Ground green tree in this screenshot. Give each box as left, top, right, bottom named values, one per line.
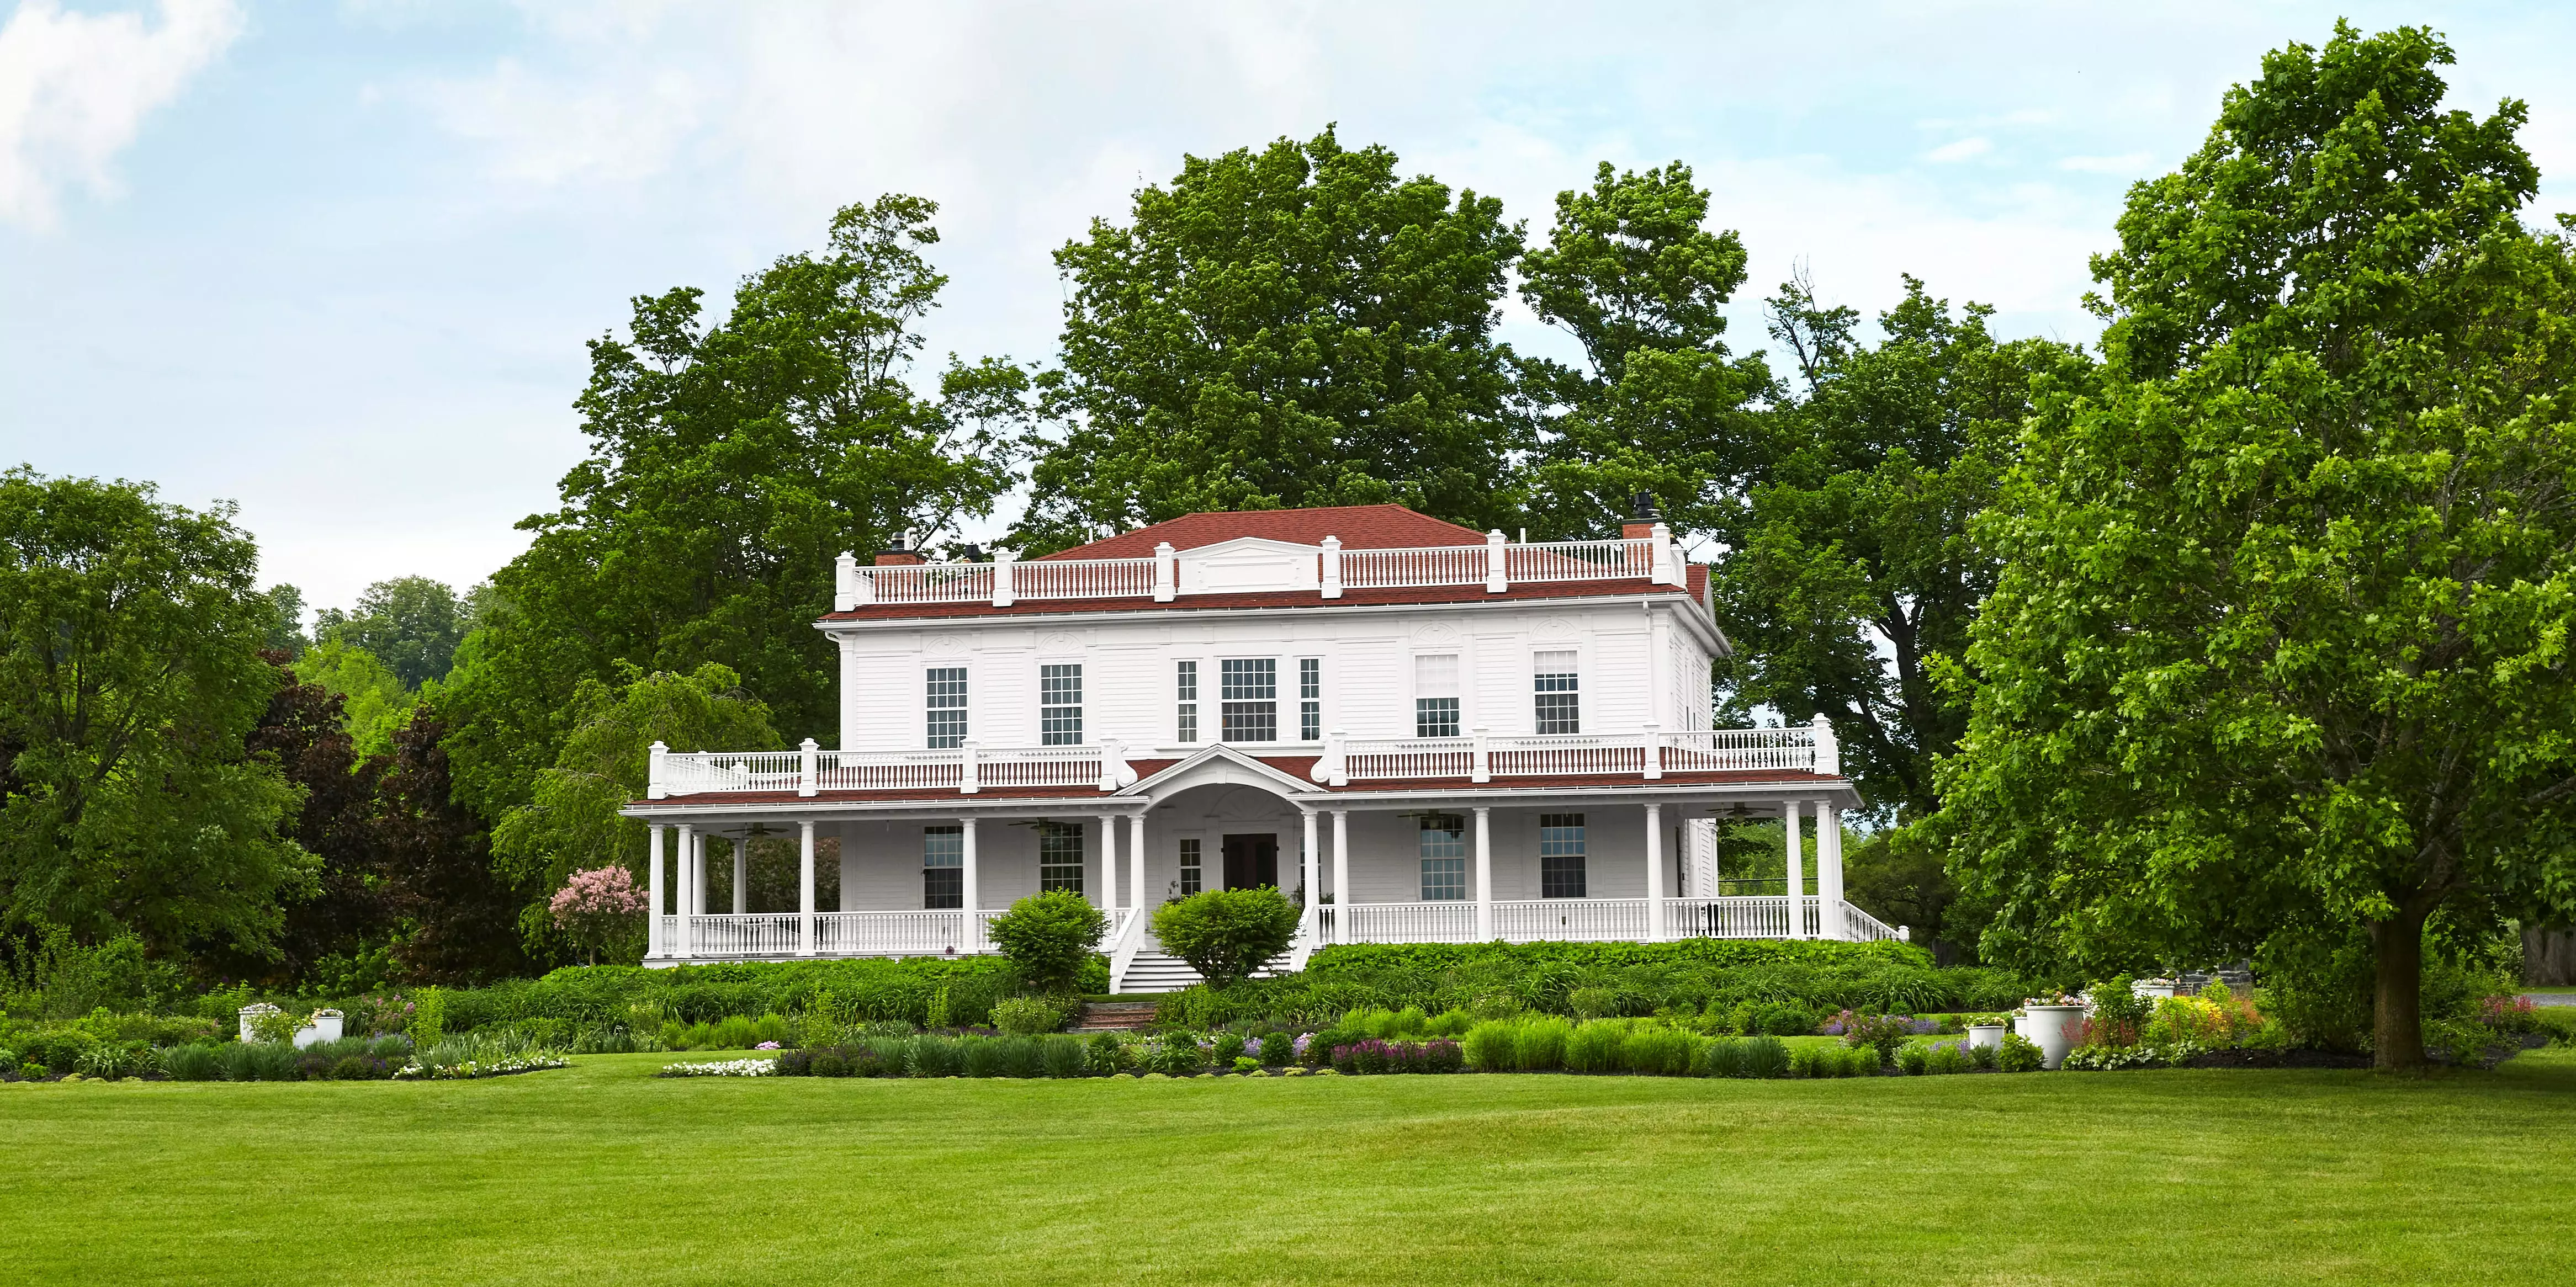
left=0, top=469, right=315, bottom=959
left=373, top=708, right=535, bottom=985
left=1719, top=276, right=2092, bottom=822
left=448, top=195, right=1022, bottom=812
left=490, top=664, right=780, bottom=945
left=1515, top=161, right=1771, bottom=539
left=985, top=890, right=1107, bottom=995
left=1149, top=887, right=1300, bottom=988
left=293, top=639, right=418, bottom=759
left=316, top=576, right=469, bottom=689
left=1015, top=127, right=1528, bottom=549
left=1937, top=25, right=2576, bottom=1068
left=257, top=584, right=309, bottom=657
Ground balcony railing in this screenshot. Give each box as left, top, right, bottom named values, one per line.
left=645, top=720, right=1841, bottom=800
left=834, top=530, right=1687, bottom=609
left=1314, top=719, right=1841, bottom=785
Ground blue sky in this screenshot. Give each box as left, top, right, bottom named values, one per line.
left=4, top=1, right=2572, bottom=615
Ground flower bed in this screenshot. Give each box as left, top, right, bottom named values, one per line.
left=658, top=1058, right=779, bottom=1078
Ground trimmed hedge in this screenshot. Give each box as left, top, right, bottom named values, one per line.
left=1159, top=938, right=2026, bottom=1028
left=433, top=954, right=1078, bottom=1033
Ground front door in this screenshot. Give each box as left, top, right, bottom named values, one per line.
left=1221, top=834, right=1279, bottom=891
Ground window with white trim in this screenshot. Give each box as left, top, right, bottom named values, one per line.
left=1419, top=813, right=1466, bottom=901
left=1040, top=663, right=1083, bottom=745
left=1178, top=837, right=1203, bottom=896
left=1415, top=653, right=1461, bottom=738
left=923, top=825, right=963, bottom=909
left=1298, top=657, right=1321, bottom=741
left=1176, top=660, right=1199, bottom=743
left=1037, top=821, right=1085, bottom=894
left=1539, top=813, right=1587, bottom=898
left=926, top=667, right=968, bottom=748
left=1534, top=651, right=1580, bottom=735
left=1221, top=658, right=1277, bottom=742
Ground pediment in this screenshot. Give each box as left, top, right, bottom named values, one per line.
left=1124, top=744, right=1318, bottom=801
left=1175, top=537, right=1321, bottom=594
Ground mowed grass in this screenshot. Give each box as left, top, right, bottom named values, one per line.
left=8, top=1050, right=2576, bottom=1286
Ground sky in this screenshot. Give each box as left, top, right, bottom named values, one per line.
left=4, top=1, right=2574, bottom=618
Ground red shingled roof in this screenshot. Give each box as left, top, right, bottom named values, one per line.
left=1039, top=504, right=1487, bottom=560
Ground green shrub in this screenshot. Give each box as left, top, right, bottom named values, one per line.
left=990, top=996, right=1066, bottom=1036
left=1967, top=1041, right=1999, bottom=1071
left=1461, top=1021, right=1518, bottom=1071
left=986, top=890, right=1108, bottom=993
left=14, top=1028, right=99, bottom=1072
left=1619, top=1024, right=1696, bottom=1075
left=1042, top=1034, right=1089, bottom=1077
left=1563, top=1019, right=1624, bottom=1072
left=219, top=1042, right=303, bottom=1082
left=999, top=1036, right=1047, bottom=1078
left=1513, top=1017, right=1572, bottom=1071
left=1924, top=1042, right=1973, bottom=1075
left=1895, top=1043, right=1931, bottom=1075
left=960, top=1036, right=1006, bottom=1077
left=1425, top=1008, right=1473, bottom=1037
left=1086, top=1031, right=1128, bottom=1075
left=412, top=988, right=446, bottom=1050
left=1567, top=987, right=1621, bottom=1020
left=710, top=1015, right=760, bottom=1049
left=1737, top=1035, right=1790, bottom=1078
left=752, top=1013, right=791, bottom=1047
left=909, top=1035, right=961, bottom=1077
left=161, top=1044, right=222, bottom=1080
left=1997, top=1033, right=2044, bottom=1073
left=1149, top=887, right=1300, bottom=988
left=1389, top=1005, right=1428, bottom=1037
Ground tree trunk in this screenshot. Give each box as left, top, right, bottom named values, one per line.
left=2370, top=908, right=2429, bottom=1071
left=2525, top=926, right=2576, bottom=986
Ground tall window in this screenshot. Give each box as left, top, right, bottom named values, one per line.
left=1040, top=663, right=1083, bottom=745
left=1298, top=658, right=1322, bottom=741
left=1539, top=813, right=1587, bottom=898
left=1176, top=660, right=1199, bottom=743
left=1038, top=821, right=1085, bottom=894
left=1534, top=651, right=1580, bottom=735
left=1177, top=837, right=1203, bottom=896
left=1415, top=653, right=1461, bottom=738
left=1221, top=658, right=1277, bottom=742
left=1419, top=813, right=1466, bottom=901
left=923, top=825, right=963, bottom=909
left=926, top=667, right=968, bottom=748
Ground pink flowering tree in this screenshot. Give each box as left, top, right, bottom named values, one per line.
left=551, top=866, right=649, bottom=965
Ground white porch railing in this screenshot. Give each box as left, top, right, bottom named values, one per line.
left=1317, top=897, right=1897, bottom=946
left=831, top=528, right=1684, bottom=610
left=1318, top=718, right=1841, bottom=785
left=651, top=740, right=1138, bottom=799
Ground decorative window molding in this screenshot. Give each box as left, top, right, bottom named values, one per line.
left=925, top=667, right=968, bottom=748
left=1040, top=662, right=1083, bottom=746
left=1298, top=657, right=1322, bottom=741
left=1176, top=660, right=1199, bottom=743
left=1220, top=658, right=1278, bottom=743
left=1415, top=653, right=1461, bottom=738
left=1534, top=650, right=1579, bottom=735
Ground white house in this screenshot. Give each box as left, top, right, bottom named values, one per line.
left=623, top=502, right=1891, bottom=991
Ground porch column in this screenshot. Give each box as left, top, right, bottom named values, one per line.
left=1818, top=803, right=1844, bottom=940
left=1473, top=806, right=1493, bottom=942
left=1784, top=800, right=1806, bottom=939
left=1302, top=810, right=1321, bottom=940
left=1331, top=810, right=1350, bottom=944
left=1128, top=813, right=1146, bottom=913
left=1099, top=813, right=1119, bottom=912
left=732, top=838, right=747, bottom=915
left=676, top=824, right=696, bottom=959
left=647, top=824, right=665, bottom=958
left=961, top=817, right=980, bottom=951
left=1645, top=803, right=1666, bottom=942
left=798, top=820, right=816, bottom=956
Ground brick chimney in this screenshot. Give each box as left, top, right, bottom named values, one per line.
left=874, top=549, right=925, bottom=566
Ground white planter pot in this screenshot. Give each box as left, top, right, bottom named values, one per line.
left=2021, top=1005, right=2086, bottom=1069
left=297, top=1009, right=345, bottom=1049
left=2132, top=979, right=2177, bottom=1002
left=1967, top=1024, right=2005, bottom=1050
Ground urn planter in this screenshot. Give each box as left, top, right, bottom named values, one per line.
left=1967, top=1023, right=2005, bottom=1050
left=2020, top=1004, right=2087, bottom=1069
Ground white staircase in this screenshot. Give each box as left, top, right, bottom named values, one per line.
left=1114, top=950, right=1294, bottom=994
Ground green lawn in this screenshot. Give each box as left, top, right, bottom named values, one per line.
left=8, top=1050, right=2575, bottom=1285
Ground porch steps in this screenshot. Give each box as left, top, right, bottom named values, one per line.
left=1072, top=1001, right=1161, bottom=1032
left=1113, top=950, right=1291, bottom=995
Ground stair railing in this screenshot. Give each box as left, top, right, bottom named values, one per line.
left=1105, top=900, right=1153, bottom=993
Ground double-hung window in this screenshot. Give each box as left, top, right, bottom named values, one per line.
left=1539, top=813, right=1587, bottom=898
left=1534, top=651, right=1580, bottom=735
left=1178, top=837, right=1204, bottom=896
left=1221, top=658, right=1277, bottom=742
left=1419, top=813, right=1466, bottom=901
left=1298, top=658, right=1322, bottom=741
left=1176, top=660, right=1199, bottom=743
left=925, top=667, right=968, bottom=748
left=1037, top=821, right=1085, bottom=894
left=1414, top=653, right=1461, bottom=738
left=923, top=825, right=963, bottom=909
left=1040, top=663, right=1083, bottom=745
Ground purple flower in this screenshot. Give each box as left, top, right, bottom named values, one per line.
left=1244, top=1036, right=1263, bottom=1056
left=1292, top=1033, right=1312, bottom=1055
left=755, top=1041, right=781, bottom=1050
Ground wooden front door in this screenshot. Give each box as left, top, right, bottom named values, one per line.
left=1221, top=834, right=1279, bottom=891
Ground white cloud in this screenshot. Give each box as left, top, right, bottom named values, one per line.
left=420, top=56, right=705, bottom=188
left=1925, top=136, right=1993, bottom=164
left=0, top=0, right=242, bottom=230
left=2059, top=152, right=2156, bottom=175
